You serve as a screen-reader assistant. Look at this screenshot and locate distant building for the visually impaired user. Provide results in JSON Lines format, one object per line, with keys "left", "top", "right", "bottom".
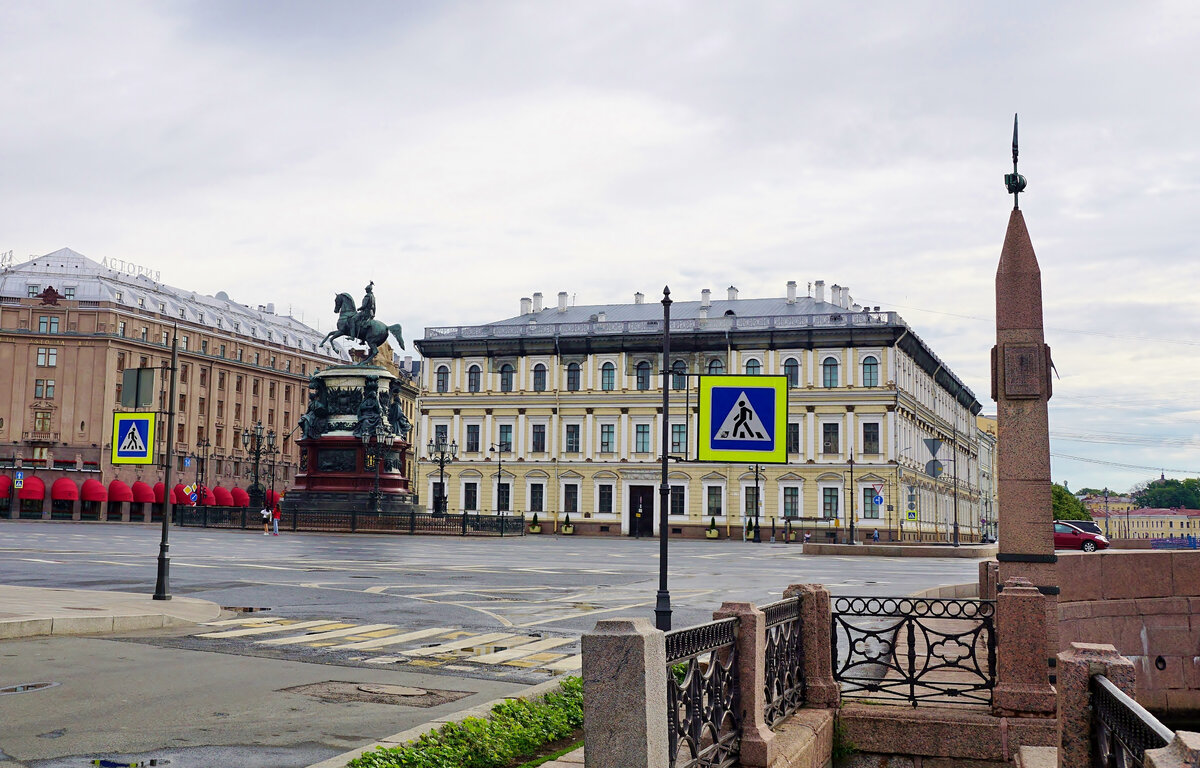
{"left": 0, "top": 248, "right": 343, "bottom": 520}
{"left": 1091, "top": 507, "right": 1199, "bottom": 539}
{"left": 415, "top": 281, "right": 984, "bottom": 541}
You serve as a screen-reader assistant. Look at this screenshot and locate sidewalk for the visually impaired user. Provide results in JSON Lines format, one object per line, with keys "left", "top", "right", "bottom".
{"left": 0, "top": 584, "right": 222, "bottom": 639}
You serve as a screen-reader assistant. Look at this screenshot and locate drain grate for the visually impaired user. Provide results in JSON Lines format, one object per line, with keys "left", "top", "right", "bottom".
{"left": 220, "top": 606, "right": 271, "bottom": 613}
{"left": 1, "top": 681, "right": 60, "bottom": 695}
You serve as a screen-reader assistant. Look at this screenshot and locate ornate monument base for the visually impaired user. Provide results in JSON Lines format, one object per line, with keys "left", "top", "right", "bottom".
{"left": 287, "top": 365, "right": 419, "bottom": 515}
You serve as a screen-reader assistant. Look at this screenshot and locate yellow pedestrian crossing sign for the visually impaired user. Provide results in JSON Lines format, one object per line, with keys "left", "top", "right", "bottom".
{"left": 112, "top": 413, "right": 155, "bottom": 465}
{"left": 697, "top": 375, "right": 787, "bottom": 463}
{"left": 906, "top": 510, "right": 918, "bottom": 521}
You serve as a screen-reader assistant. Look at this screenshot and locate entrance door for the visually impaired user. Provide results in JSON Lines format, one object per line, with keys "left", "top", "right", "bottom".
{"left": 629, "top": 485, "right": 655, "bottom": 536}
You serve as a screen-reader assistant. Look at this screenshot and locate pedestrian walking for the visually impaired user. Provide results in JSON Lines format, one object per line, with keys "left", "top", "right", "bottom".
{"left": 272, "top": 504, "right": 281, "bottom": 536}
{"left": 261, "top": 506, "right": 271, "bottom": 535}
{"left": 872, "top": 528, "right": 880, "bottom": 543}
{"left": 803, "top": 531, "right": 811, "bottom": 545}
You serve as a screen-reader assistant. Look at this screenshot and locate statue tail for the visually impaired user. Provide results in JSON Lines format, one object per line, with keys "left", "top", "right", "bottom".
{"left": 388, "top": 324, "right": 405, "bottom": 350}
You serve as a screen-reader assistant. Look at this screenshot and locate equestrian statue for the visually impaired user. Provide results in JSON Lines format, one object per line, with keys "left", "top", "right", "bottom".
{"left": 321, "top": 282, "right": 405, "bottom": 366}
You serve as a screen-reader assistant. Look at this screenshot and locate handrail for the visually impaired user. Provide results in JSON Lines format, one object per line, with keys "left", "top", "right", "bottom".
{"left": 1090, "top": 674, "right": 1173, "bottom": 766}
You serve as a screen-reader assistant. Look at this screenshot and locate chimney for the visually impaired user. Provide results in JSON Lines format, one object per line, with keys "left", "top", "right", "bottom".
{"left": 557, "top": 291, "right": 569, "bottom": 312}
{"left": 842, "top": 287, "right": 851, "bottom": 308}
{"left": 786, "top": 280, "right": 797, "bottom": 304}
{"left": 634, "top": 292, "right": 644, "bottom": 304}
{"left": 266, "top": 302, "right": 275, "bottom": 315}
{"left": 701, "top": 288, "right": 712, "bottom": 308}
{"left": 598, "top": 311, "right": 606, "bottom": 322}
{"left": 815, "top": 280, "right": 826, "bottom": 303}
{"left": 532, "top": 292, "right": 543, "bottom": 312}
{"left": 520, "top": 297, "right": 532, "bottom": 315}
{"left": 699, "top": 306, "right": 708, "bottom": 321}
{"left": 727, "top": 285, "right": 738, "bottom": 300}
{"left": 830, "top": 284, "right": 841, "bottom": 307}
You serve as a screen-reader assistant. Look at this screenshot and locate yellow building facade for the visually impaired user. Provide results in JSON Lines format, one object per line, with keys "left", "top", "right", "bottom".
{"left": 415, "top": 283, "right": 984, "bottom": 542}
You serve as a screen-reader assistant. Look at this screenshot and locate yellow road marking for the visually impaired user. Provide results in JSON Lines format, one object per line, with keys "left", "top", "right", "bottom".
{"left": 258, "top": 624, "right": 389, "bottom": 646}
{"left": 336, "top": 627, "right": 454, "bottom": 651}
{"left": 198, "top": 620, "right": 338, "bottom": 638}
{"left": 470, "top": 637, "right": 573, "bottom": 664}
{"left": 401, "top": 632, "right": 514, "bottom": 657}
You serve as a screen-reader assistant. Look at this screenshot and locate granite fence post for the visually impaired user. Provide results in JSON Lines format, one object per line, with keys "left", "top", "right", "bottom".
{"left": 785, "top": 583, "right": 840, "bottom": 708}
{"left": 1056, "top": 642, "right": 1135, "bottom": 768}
{"left": 713, "top": 601, "right": 773, "bottom": 767}
{"left": 993, "top": 576, "right": 1057, "bottom": 717}
{"left": 581, "top": 617, "right": 669, "bottom": 768}
{"left": 1145, "top": 731, "right": 1200, "bottom": 768}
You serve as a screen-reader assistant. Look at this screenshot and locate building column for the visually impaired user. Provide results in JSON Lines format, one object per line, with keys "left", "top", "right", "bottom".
{"left": 585, "top": 412, "right": 594, "bottom": 461}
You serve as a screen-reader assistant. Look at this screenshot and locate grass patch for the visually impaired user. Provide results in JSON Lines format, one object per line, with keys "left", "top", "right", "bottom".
{"left": 512, "top": 737, "right": 583, "bottom": 768}
{"left": 347, "top": 677, "right": 583, "bottom": 768}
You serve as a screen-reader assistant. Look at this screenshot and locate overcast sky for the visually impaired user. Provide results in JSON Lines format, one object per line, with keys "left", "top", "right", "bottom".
{"left": 4, "top": 1, "right": 1198, "bottom": 493}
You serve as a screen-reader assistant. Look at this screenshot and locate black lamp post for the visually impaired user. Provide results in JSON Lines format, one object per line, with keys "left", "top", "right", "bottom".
{"left": 362, "top": 423, "right": 393, "bottom": 513}
{"left": 240, "top": 423, "right": 276, "bottom": 511}
{"left": 195, "top": 437, "right": 211, "bottom": 504}
{"left": 1103, "top": 486, "right": 1110, "bottom": 538}
{"left": 491, "top": 441, "right": 510, "bottom": 514}
{"left": 655, "top": 286, "right": 673, "bottom": 631}
{"left": 749, "top": 463, "right": 763, "bottom": 542}
{"left": 427, "top": 437, "right": 457, "bottom": 516}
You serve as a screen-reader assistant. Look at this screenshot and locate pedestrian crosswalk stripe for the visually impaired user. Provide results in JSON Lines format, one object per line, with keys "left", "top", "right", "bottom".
{"left": 336, "top": 627, "right": 453, "bottom": 651}
{"left": 198, "top": 620, "right": 339, "bottom": 638}
{"left": 544, "top": 655, "right": 583, "bottom": 673}
{"left": 258, "top": 623, "right": 391, "bottom": 646}
{"left": 469, "top": 637, "right": 574, "bottom": 664}
{"left": 401, "top": 631, "right": 513, "bottom": 657}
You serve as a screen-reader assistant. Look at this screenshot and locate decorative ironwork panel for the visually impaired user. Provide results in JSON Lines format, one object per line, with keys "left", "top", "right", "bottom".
{"left": 665, "top": 617, "right": 740, "bottom": 768}
{"left": 1091, "top": 675, "right": 1172, "bottom": 767}
{"left": 761, "top": 597, "right": 804, "bottom": 727}
{"left": 831, "top": 596, "right": 996, "bottom": 707}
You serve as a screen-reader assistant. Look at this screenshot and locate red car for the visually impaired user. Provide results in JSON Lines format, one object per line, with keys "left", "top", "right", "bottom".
{"left": 1053, "top": 522, "right": 1110, "bottom": 552}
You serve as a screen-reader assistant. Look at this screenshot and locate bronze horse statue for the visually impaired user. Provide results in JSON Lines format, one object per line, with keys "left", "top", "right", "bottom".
{"left": 321, "top": 292, "right": 404, "bottom": 366}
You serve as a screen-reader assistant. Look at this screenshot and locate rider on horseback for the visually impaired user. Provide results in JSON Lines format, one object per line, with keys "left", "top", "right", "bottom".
{"left": 353, "top": 282, "right": 376, "bottom": 342}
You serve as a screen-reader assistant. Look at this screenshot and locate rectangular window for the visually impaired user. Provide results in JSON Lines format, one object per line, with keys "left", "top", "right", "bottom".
{"left": 36, "top": 347, "right": 58, "bottom": 367}
{"left": 635, "top": 424, "right": 651, "bottom": 453}
{"left": 822, "top": 423, "right": 839, "bottom": 455}
{"left": 34, "top": 411, "right": 52, "bottom": 431}
{"left": 269, "top": 382, "right": 276, "bottom": 398}
{"left": 600, "top": 424, "right": 615, "bottom": 452}
{"left": 530, "top": 483, "right": 544, "bottom": 513}
{"left": 199, "top": 368, "right": 207, "bottom": 387}
{"left": 598, "top": 484, "right": 613, "bottom": 514}
{"left": 862, "top": 423, "right": 880, "bottom": 454}
{"left": 236, "top": 376, "right": 243, "bottom": 393}
{"left": 784, "top": 487, "right": 800, "bottom": 517}
{"left": 744, "top": 486, "right": 759, "bottom": 517}
{"left": 234, "top": 403, "right": 242, "bottom": 421}
{"left": 499, "top": 424, "right": 513, "bottom": 451}
{"left": 466, "top": 424, "right": 480, "bottom": 453}
{"left": 670, "top": 485, "right": 685, "bottom": 516}
{"left": 178, "top": 394, "right": 186, "bottom": 412}
{"left": 179, "top": 364, "right": 189, "bottom": 383}
{"left": 823, "top": 488, "right": 839, "bottom": 519}
{"left": 34, "top": 379, "right": 55, "bottom": 399}
{"left": 787, "top": 423, "right": 800, "bottom": 454}
{"left": 161, "top": 331, "right": 169, "bottom": 345}
{"left": 671, "top": 423, "right": 687, "bottom": 454}
{"left": 38, "top": 316, "right": 60, "bottom": 333}
{"left": 565, "top": 424, "right": 580, "bottom": 453}
{"left": 219, "top": 344, "right": 226, "bottom": 358}
{"left": 180, "top": 335, "right": 188, "bottom": 351}
{"left": 27, "top": 285, "right": 39, "bottom": 297}
{"left": 434, "top": 424, "right": 448, "bottom": 445}
{"left": 532, "top": 424, "right": 546, "bottom": 452}
{"left": 252, "top": 379, "right": 260, "bottom": 396}
{"left": 201, "top": 339, "right": 208, "bottom": 353}
{"left": 707, "top": 486, "right": 723, "bottom": 516}
{"left": 564, "top": 484, "right": 578, "bottom": 514}
{"left": 497, "top": 482, "right": 510, "bottom": 512}
{"left": 64, "top": 287, "right": 75, "bottom": 299}
{"left": 863, "top": 488, "right": 880, "bottom": 519}
{"left": 267, "top": 408, "right": 274, "bottom": 426}
{"left": 464, "top": 482, "right": 477, "bottom": 511}
{"left": 218, "top": 372, "right": 226, "bottom": 390}
{"left": 118, "top": 321, "right": 126, "bottom": 337}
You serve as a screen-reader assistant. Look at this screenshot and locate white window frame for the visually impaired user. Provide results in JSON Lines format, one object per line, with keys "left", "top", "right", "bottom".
{"left": 778, "top": 481, "right": 804, "bottom": 519}
{"left": 592, "top": 478, "right": 618, "bottom": 518}
{"left": 702, "top": 480, "right": 728, "bottom": 523}
{"left": 819, "top": 419, "right": 842, "bottom": 459}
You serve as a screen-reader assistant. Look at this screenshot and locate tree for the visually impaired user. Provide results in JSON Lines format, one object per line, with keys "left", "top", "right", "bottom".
{"left": 1132, "top": 478, "right": 1200, "bottom": 510}
{"left": 1052, "top": 483, "right": 1091, "bottom": 520}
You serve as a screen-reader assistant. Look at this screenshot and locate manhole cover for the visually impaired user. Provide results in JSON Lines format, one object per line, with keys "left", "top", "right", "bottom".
{"left": 0, "top": 681, "right": 59, "bottom": 695}
{"left": 357, "top": 684, "right": 426, "bottom": 697}
{"left": 282, "top": 681, "right": 470, "bottom": 708}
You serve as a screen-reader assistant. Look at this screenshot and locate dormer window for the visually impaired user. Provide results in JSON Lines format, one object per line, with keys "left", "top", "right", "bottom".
{"left": 138, "top": 298, "right": 145, "bottom": 307}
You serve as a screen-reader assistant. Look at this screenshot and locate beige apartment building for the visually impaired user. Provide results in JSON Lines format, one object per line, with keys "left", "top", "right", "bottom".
{"left": 415, "top": 281, "right": 986, "bottom": 541}
{"left": 0, "top": 248, "right": 345, "bottom": 520}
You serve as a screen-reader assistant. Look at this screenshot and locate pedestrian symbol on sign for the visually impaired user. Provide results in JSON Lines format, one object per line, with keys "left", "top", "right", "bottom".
{"left": 715, "top": 392, "right": 770, "bottom": 442}
{"left": 119, "top": 423, "right": 146, "bottom": 454}
{"left": 112, "top": 413, "right": 155, "bottom": 465}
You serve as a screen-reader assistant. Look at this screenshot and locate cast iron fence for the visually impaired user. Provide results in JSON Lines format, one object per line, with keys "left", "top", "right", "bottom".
{"left": 761, "top": 595, "right": 805, "bottom": 727}
{"left": 175, "top": 506, "right": 525, "bottom": 536}
{"left": 831, "top": 596, "right": 995, "bottom": 707}
{"left": 665, "top": 617, "right": 740, "bottom": 768}
{"left": 1090, "top": 674, "right": 1173, "bottom": 767}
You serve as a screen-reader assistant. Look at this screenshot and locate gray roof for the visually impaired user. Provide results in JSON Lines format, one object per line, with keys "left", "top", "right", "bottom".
{"left": 1, "top": 248, "right": 347, "bottom": 360}
{"left": 489, "top": 295, "right": 851, "bottom": 326}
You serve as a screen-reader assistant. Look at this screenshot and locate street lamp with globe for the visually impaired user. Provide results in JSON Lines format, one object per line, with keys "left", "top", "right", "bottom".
{"left": 427, "top": 437, "right": 458, "bottom": 516}
{"left": 241, "top": 423, "right": 276, "bottom": 511}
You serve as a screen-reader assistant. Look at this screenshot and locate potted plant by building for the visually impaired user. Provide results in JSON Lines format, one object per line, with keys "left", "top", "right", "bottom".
{"left": 529, "top": 512, "right": 541, "bottom": 534}
{"left": 561, "top": 513, "right": 575, "bottom": 535}
{"left": 745, "top": 518, "right": 753, "bottom": 541}
{"left": 706, "top": 516, "right": 720, "bottom": 539}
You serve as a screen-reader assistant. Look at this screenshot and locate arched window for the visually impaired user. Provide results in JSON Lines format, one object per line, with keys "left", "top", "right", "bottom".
{"left": 533, "top": 363, "right": 547, "bottom": 392}
{"left": 601, "top": 362, "right": 616, "bottom": 391}
{"left": 861, "top": 356, "right": 879, "bottom": 387}
{"left": 566, "top": 362, "right": 581, "bottom": 391}
{"left": 745, "top": 359, "right": 761, "bottom": 376}
{"left": 499, "top": 363, "right": 514, "bottom": 392}
{"left": 708, "top": 358, "right": 725, "bottom": 375}
{"left": 672, "top": 360, "right": 687, "bottom": 390}
{"left": 435, "top": 365, "right": 449, "bottom": 393}
{"left": 783, "top": 357, "right": 800, "bottom": 388}
{"left": 821, "top": 357, "right": 839, "bottom": 388}
{"left": 635, "top": 361, "right": 651, "bottom": 390}
{"left": 468, "top": 364, "right": 481, "bottom": 393}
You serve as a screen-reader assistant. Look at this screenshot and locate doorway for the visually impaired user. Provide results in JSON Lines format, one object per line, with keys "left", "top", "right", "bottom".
{"left": 628, "top": 485, "right": 654, "bottom": 536}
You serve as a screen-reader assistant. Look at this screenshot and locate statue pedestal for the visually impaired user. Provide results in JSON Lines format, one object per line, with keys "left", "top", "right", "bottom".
{"left": 286, "top": 366, "right": 418, "bottom": 515}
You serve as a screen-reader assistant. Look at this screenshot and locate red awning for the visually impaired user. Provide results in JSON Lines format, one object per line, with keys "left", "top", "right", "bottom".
{"left": 131, "top": 481, "right": 155, "bottom": 503}
{"left": 230, "top": 487, "right": 250, "bottom": 507}
{"left": 108, "top": 480, "right": 134, "bottom": 503}
{"left": 201, "top": 487, "right": 217, "bottom": 505}
{"left": 51, "top": 478, "right": 79, "bottom": 501}
{"left": 81, "top": 479, "right": 107, "bottom": 502}
{"left": 153, "top": 482, "right": 166, "bottom": 503}
{"left": 171, "top": 484, "right": 192, "bottom": 505}
{"left": 213, "top": 486, "right": 235, "bottom": 507}
{"left": 18, "top": 476, "right": 45, "bottom": 501}
{"left": 0, "top": 475, "right": 10, "bottom": 496}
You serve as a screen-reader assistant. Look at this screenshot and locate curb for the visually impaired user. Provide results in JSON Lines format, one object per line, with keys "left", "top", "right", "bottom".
{"left": 0, "top": 612, "right": 203, "bottom": 641}
{"left": 304, "top": 676, "right": 569, "bottom": 768}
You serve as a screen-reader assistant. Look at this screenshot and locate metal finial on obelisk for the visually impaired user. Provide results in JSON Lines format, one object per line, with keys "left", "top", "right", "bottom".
{"left": 1004, "top": 113, "right": 1027, "bottom": 210}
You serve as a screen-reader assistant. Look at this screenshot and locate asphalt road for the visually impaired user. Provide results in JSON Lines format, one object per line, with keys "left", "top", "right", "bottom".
{"left": 0, "top": 521, "right": 985, "bottom": 767}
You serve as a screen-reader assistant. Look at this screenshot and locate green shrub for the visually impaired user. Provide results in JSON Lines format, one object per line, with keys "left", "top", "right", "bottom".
{"left": 563, "top": 513, "right": 571, "bottom": 527}
{"left": 348, "top": 677, "right": 584, "bottom": 768}
{"left": 531, "top": 512, "right": 539, "bottom": 527}
{"left": 708, "top": 516, "right": 717, "bottom": 530}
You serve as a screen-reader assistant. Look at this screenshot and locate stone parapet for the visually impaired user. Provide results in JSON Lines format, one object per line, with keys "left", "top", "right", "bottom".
{"left": 1145, "top": 731, "right": 1200, "bottom": 768}
{"left": 994, "top": 577, "right": 1057, "bottom": 716}
{"left": 801, "top": 542, "right": 998, "bottom": 558}
{"left": 1055, "top": 642, "right": 1135, "bottom": 768}
{"left": 784, "top": 584, "right": 839, "bottom": 709}
{"left": 580, "top": 618, "right": 668, "bottom": 768}
{"left": 838, "top": 703, "right": 1056, "bottom": 763}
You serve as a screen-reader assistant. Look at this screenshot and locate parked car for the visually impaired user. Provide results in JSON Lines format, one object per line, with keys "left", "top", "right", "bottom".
{"left": 1055, "top": 518, "right": 1104, "bottom": 537}
{"left": 1053, "top": 522, "right": 1110, "bottom": 552}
